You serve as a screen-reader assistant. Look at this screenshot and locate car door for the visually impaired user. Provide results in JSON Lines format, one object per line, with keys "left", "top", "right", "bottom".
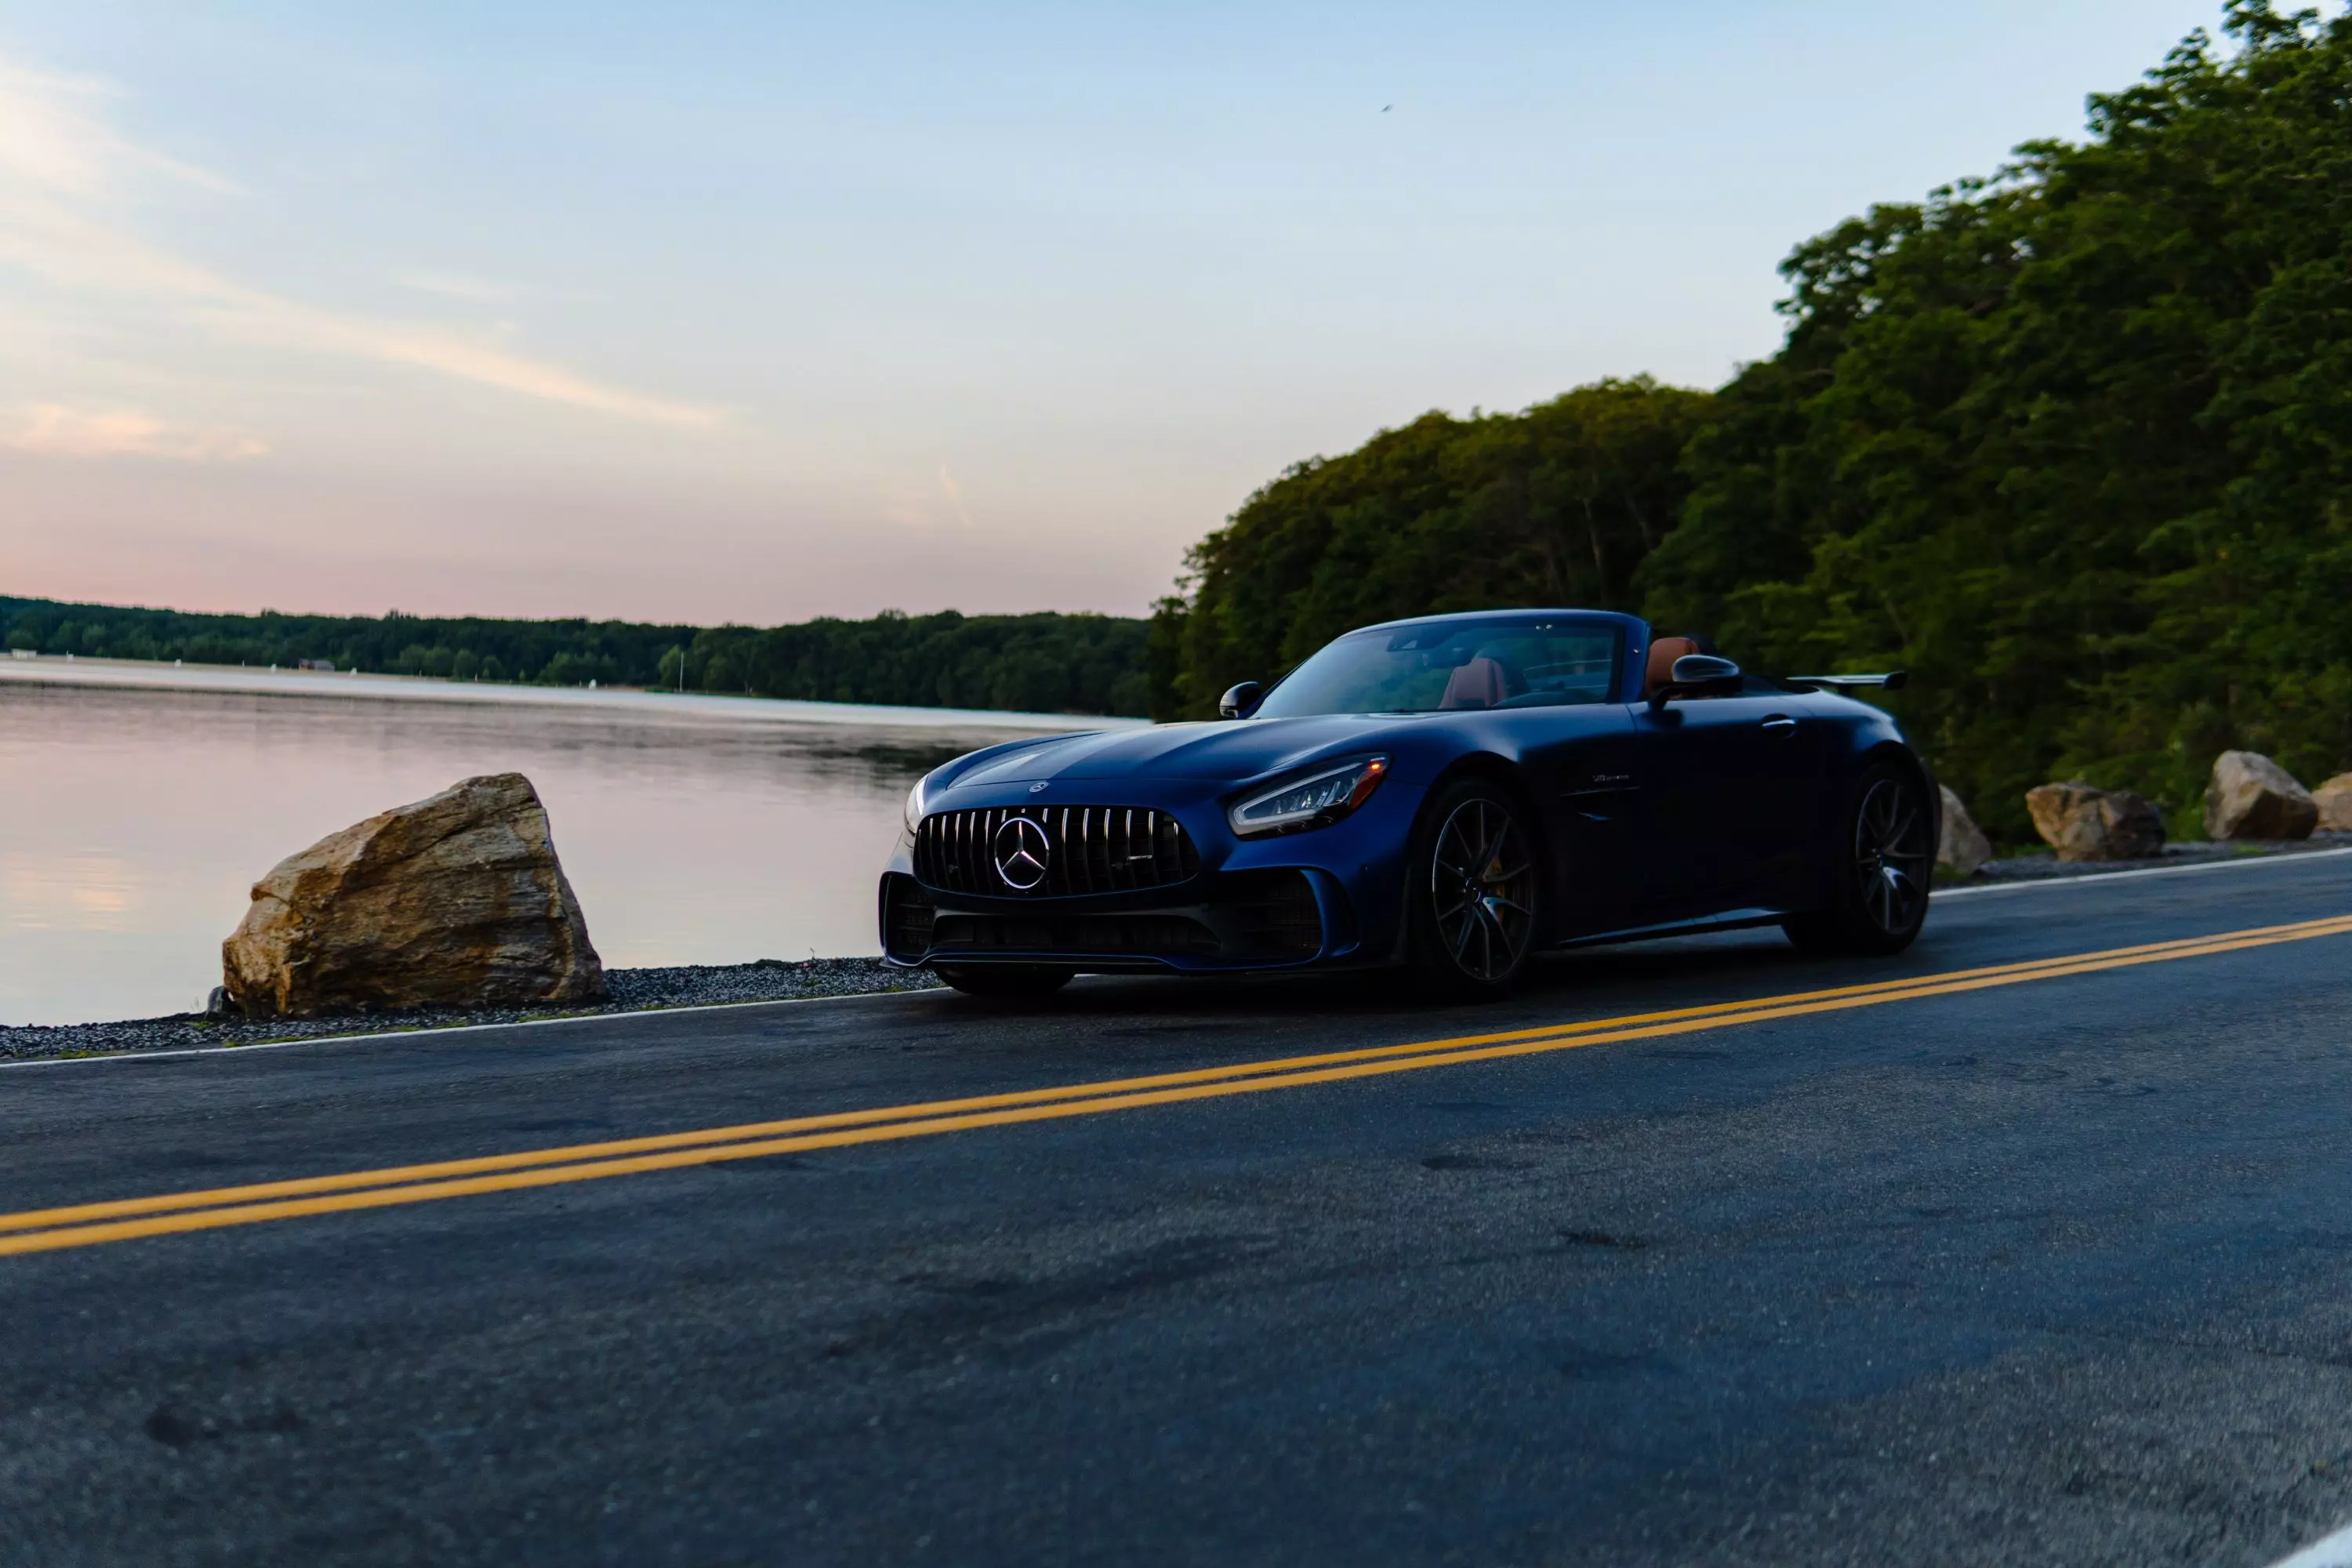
{"left": 1632, "top": 683, "right": 1822, "bottom": 916}
{"left": 1508, "top": 705, "right": 1645, "bottom": 938}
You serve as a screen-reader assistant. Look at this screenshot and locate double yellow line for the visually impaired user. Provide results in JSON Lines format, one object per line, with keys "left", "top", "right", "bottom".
{"left": 7, "top": 912, "right": 2350, "bottom": 1259}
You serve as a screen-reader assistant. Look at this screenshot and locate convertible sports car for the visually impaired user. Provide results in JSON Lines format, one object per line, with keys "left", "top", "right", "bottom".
{"left": 878, "top": 608, "right": 1937, "bottom": 998}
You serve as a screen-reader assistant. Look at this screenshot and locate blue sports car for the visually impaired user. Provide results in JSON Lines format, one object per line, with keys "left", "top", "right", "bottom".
{"left": 878, "top": 608, "right": 1936, "bottom": 998}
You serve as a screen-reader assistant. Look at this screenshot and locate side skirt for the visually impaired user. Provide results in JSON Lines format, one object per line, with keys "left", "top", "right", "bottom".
{"left": 1550, "top": 908, "right": 1793, "bottom": 951}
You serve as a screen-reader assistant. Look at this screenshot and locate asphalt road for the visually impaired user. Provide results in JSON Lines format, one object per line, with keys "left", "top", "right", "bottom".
{"left": 6, "top": 858, "right": 2352, "bottom": 1567}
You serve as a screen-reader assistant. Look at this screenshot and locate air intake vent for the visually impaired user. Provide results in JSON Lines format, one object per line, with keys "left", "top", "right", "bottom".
{"left": 913, "top": 806, "right": 1200, "bottom": 898}
{"left": 880, "top": 875, "right": 936, "bottom": 962}
{"left": 1225, "top": 869, "right": 1324, "bottom": 960}
{"left": 930, "top": 913, "right": 1220, "bottom": 957}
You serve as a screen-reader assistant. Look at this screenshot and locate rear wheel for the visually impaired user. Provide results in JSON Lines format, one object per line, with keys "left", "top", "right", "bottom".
{"left": 1783, "top": 763, "right": 1933, "bottom": 956}
{"left": 932, "top": 963, "right": 1075, "bottom": 997}
{"left": 1404, "top": 779, "right": 1541, "bottom": 1000}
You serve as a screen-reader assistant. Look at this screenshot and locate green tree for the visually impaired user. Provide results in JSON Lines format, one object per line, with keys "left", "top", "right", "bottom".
{"left": 1639, "top": 0, "right": 2352, "bottom": 837}
{"left": 1153, "top": 378, "right": 1713, "bottom": 718}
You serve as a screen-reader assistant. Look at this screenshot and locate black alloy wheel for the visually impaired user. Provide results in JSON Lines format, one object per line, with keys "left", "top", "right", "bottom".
{"left": 1851, "top": 774, "right": 1933, "bottom": 935}
{"left": 932, "top": 963, "right": 1075, "bottom": 997}
{"left": 1784, "top": 763, "right": 1933, "bottom": 956}
{"left": 1406, "top": 779, "right": 1541, "bottom": 999}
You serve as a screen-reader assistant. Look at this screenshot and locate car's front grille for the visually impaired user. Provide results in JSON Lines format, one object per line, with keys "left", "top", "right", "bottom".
{"left": 913, "top": 806, "right": 1200, "bottom": 898}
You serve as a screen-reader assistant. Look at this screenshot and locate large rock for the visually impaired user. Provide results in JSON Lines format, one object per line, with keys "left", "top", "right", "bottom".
{"left": 2316, "top": 773, "right": 2352, "bottom": 833}
{"left": 2203, "top": 750, "right": 2318, "bottom": 841}
{"left": 1936, "top": 785, "right": 1991, "bottom": 877}
{"left": 2024, "top": 781, "right": 2165, "bottom": 862}
{"left": 222, "top": 773, "right": 603, "bottom": 1018}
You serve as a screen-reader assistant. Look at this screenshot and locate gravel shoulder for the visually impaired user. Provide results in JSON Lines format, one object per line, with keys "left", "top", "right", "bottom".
{"left": 0, "top": 957, "right": 938, "bottom": 1064}
{"left": 1966, "top": 829, "right": 2352, "bottom": 882}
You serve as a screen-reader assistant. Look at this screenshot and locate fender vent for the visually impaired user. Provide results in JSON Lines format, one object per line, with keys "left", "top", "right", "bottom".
{"left": 913, "top": 807, "right": 1200, "bottom": 898}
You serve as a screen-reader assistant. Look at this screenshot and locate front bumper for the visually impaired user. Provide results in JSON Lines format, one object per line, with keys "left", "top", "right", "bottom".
{"left": 876, "top": 780, "right": 1421, "bottom": 974}
{"left": 880, "top": 866, "right": 1358, "bottom": 971}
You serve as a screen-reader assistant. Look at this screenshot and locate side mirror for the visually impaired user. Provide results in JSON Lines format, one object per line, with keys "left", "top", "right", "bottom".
{"left": 1650, "top": 654, "right": 1742, "bottom": 710}
{"left": 1218, "top": 681, "right": 1263, "bottom": 720}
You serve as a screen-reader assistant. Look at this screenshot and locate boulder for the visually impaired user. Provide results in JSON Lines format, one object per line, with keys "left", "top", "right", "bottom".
{"left": 2024, "top": 781, "right": 2166, "bottom": 862}
{"left": 2316, "top": 773, "right": 2352, "bottom": 833}
{"left": 1936, "top": 785, "right": 1991, "bottom": 877}
{"left": 2203, "top": 750, "right": 2318, "bottom": 841}
{"left": 222, "top": 773, "right": 603, "bottom": 1018}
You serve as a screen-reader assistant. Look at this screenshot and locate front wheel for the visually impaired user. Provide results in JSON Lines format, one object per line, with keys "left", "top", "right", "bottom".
{"left": 932, "top": 963, "right": 1075, "bottom": 997}
{"left": 1403, "top": 779, "right": 1542, "bottom": 1000}
{"left": 1783, "top": 763, "right": 1933, "bottom": 956}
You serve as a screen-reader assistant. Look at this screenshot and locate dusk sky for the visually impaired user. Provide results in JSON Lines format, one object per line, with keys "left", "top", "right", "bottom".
{"left": 3, "top": 2, "right": 2220, "bottom": 626}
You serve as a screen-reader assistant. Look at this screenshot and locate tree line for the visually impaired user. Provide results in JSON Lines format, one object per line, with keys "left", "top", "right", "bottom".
{"left": 673, "top": 612, "right": 1151, "bottom": 715}
{"left": 1153, "top": 2, "right": 2352, "bottom": 840}
{"left": 0, "top": 597, "right": 1152, "bottom": 717}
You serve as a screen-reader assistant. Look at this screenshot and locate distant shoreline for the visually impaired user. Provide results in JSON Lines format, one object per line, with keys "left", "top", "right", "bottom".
{"left": 0, "top": 654, "right": 1142, "bottom": 733}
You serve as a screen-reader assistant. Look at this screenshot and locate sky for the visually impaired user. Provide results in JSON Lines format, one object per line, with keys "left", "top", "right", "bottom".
{"left": 0, "top": 1, "right": 2229, "bottom": 626}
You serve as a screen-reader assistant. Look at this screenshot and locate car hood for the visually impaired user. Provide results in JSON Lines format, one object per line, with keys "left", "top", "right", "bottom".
{"left": 946, "top": 717, "right": 1414, "bottom": 788}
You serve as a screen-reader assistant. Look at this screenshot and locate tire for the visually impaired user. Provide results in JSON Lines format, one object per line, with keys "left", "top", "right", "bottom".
{"left": 1782, "top": 762, "right": 1933, "bottom": 956}
{"left": 932, "top": 963, "right": 1075, "bottom": 997}
{"left": 1403, "top": 778, "right": 1543, "bottom": 1000}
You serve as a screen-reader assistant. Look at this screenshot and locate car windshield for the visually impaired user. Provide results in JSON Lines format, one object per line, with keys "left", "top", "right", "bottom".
{"left": 1254, "top": 619, "right": 1623, "bottom": 717}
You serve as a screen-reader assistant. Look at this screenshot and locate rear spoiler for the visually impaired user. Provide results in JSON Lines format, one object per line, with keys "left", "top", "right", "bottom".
{"left": 1789, "top": 670, "right": 1907, "bottom": 691}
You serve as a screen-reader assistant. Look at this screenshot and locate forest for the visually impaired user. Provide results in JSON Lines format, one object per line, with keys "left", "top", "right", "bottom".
{"left": 1152, "top": 2, "right": 2352, "bottom": 840}
{"left": 0, "top": 597, "right": 1152, "bottom": 717}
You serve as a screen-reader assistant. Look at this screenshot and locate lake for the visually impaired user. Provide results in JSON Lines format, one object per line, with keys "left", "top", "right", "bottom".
{"left": 0, "top": 660, "right": 1127, "bottom": 1026}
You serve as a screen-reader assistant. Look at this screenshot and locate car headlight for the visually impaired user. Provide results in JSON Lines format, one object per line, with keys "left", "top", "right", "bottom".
{"left": 1228, "top": 757, "right": 1388, "bottom": 838}
{"left": 903, "top": 777, "right": 930, "bottom": 834}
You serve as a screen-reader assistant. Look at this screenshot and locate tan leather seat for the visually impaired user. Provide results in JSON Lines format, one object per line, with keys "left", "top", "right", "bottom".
{"left": 1439, "top": 655, "right": 1510, "bottom": 710}
{"left": 1643, "top": 636, "right": 1700, "bottom": 697}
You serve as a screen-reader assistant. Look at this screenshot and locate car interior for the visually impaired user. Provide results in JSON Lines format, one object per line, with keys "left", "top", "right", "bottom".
{"left": 1438, "top": 656, "right": 1513, "bottom": 710}
{"left": 1432, "top": 633, "right": 1711, "bottom": 710}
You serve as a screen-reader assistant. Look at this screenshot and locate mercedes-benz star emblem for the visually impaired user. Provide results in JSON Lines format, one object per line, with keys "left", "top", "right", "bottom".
{"left": 993, "top": 815, "right": 1052, "bottom": 891}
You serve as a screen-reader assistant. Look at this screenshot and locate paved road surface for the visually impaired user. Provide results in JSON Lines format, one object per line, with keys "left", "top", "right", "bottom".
{"left": 5, "top": 858, "right": 2352, "bottom": 1566}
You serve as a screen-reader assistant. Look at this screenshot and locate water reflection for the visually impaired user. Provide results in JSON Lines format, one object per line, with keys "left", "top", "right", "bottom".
{"left": 0, "top": 681, "right": 1076, "bottom": 1025}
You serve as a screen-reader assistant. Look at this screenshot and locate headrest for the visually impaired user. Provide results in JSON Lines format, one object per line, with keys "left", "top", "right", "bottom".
{"left": 1644, "top": 636, "right": 1700, "bottom": 696}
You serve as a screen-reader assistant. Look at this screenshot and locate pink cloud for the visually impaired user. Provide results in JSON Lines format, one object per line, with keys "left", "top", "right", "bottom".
{"left": 2, "top": 404, "right": 268, "bottom": 463}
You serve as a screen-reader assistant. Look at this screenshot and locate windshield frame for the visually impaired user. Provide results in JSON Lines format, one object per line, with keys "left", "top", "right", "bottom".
{"left": 1252, "top": 615, "right": 1630, "bottom": 719}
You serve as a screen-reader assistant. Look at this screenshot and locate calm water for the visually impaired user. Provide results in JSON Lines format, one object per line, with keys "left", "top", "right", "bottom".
{"left": 0, "top": 663, "right": 1120, "bottom": 1025}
